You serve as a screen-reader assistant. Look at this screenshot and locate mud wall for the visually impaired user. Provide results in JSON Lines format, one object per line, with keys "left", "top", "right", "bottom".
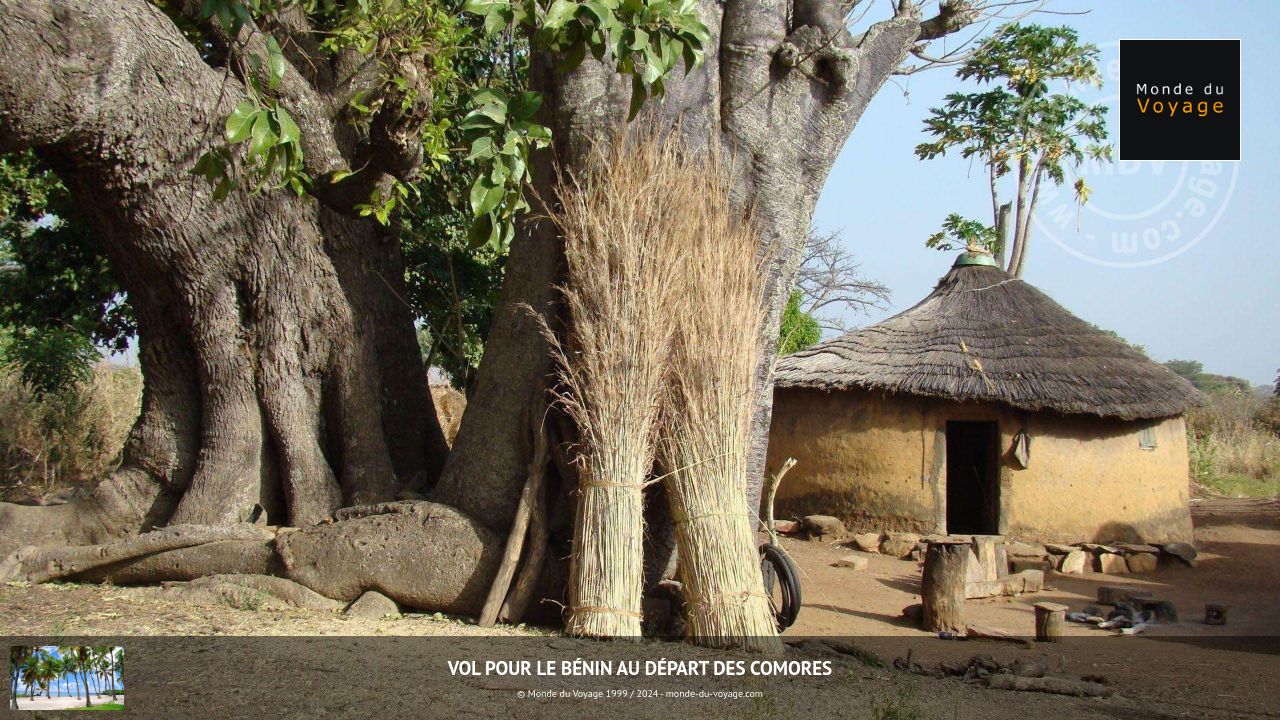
{"left": 765, "top": 387, "right": 1193, "bottom": 543}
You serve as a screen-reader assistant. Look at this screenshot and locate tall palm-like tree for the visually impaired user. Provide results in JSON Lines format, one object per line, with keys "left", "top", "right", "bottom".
{"left": 19, "top": 653, "right": 41, "bottom": 701}
{"left": 10, "top": 646, "right": 32, "bottom": 710}
{"left": 37, "top": 653, "right": 62, "bottom": 698}
{"left": 58, "top": 645, "right": 93, "bottom": 707}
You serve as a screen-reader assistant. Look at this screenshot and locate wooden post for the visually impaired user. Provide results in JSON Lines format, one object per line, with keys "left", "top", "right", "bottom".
{"left": 478, "top": 390, "right": 549, "bottom": 628}
{"left": 1034, "top": 601, "right": 1068, "bottom": 641}
{"left": 922, "top": 541, "right": 969, "bottom": 633}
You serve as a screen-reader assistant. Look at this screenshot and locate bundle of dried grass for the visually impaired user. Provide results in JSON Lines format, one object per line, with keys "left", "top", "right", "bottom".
{"left": 548, "top": 133, "right": 685, "bottom": 638}
{"left": 658, "top": 152, "right": 782, "bottom": 653}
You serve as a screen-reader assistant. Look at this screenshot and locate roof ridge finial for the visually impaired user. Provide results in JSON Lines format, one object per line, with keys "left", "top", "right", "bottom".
{"left": 954, "top": 245, "right": 999, "bottom": 268}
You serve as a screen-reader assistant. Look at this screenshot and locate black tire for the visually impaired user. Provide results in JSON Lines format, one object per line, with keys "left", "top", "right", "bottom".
{"left": 760, "top": 542, "right": 802, "bottom": 631}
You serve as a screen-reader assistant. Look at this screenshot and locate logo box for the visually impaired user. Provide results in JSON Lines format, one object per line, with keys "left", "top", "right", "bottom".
{"left": 1119, "top": 39, "right": 1240, "bottom": 161}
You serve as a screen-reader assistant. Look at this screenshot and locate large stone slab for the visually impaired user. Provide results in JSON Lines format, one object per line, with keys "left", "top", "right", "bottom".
{"left": 1096, "top": 553, "right": 1130, "bottom": 575}
{"left": 851, "top": 532, "right": 882, "bottom": 553}
{"left": 803, "top": 515, "right": 846, "bottom": 540}
{"left": 1057, "top": 550, "right": 1088, "bottom": 575}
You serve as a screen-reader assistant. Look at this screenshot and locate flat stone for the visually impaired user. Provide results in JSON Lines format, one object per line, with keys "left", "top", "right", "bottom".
{"left": 1160, "top": 542, "right": 1198, "bottom": 566}
{"left": 1081, "top": 543, "right": 1121, "bottom": 554}
{"left": 1097, "top": 585, "right": 1153, "bottom": 605}
{"left": 880, "top": 539, "right": 916, "bottom": 559}
{"left": 773, "top": 519, "right": 801, "bottom": 535}
{"left": 1005, "top": 540, "right": 1048, "bottom": 558}
{"left": 344, "top": 590, "right": 400, "bottom": 620}
{"left": 1057, "top": 550, "right": 1088, "bottom": 575}
{"left": 851, "top": 532, "right": 882, "bottom": 553}
{"left": 803, "top": 515, "right": 845, "bottom": 539}
{"left": 1045, "top": 543, "right": 1076, "bottom": 555}
{"left": 1117, "top": 543, "right": 1160, "bottom": 555}
{"left": 1011, "top": 557, "right": 1052, "bottom": 574}
{"left": 1018, "top": 569, "right": 1045, "bottom": 593}
{"left": 836, "top": 554, "right": 869, "bottom": 571}
{"left": 1126, "top": 552, "right": 1158, "bottom": 574}
{"left": 886, "top": 531, "right": 922, "bottom": 544}
{"left": 1097, "top": 554, "right": 1130, "bottom": 575}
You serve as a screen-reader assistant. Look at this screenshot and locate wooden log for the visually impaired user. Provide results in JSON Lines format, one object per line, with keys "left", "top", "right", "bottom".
{"left": 478, "top": 391, "right": 549, "bottom": 628}
{"left": 498, "top": 419, "right": 552, "bottom": 625}
{"left": 1034, "top": 601, "right": 1068, "bottom": 642}
{"left": 922, "top": 541, "right": 969, "bottom": 633}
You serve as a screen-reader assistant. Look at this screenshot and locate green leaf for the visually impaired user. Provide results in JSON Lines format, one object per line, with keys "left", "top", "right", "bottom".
{"left": 329, "top": 168, "right": 355, "bottom": 184}
{"left": 469, "top": 177, "right": 504, "bottom": 216}
{"left": 558, "top": 40, "right": 588, "bottom": 73}
{"left": 265, "top": 36, "right": 286, "bottom": 90}
{"left": 509, "top": 91, "right": 543, "bottom": 120}
{"left": 627, "top": 75, "right": 646, "bottom": 121}
{"left": 544, "top": 0, "right": 577, "bottom": 29}
{"left": 467, "top": 213, "right": 494, "bottom": 248}
{"left": 225, "top": 101, "right": 257, "bottom": 143}
{"left": 467, "top": 136, "right": 496, "bottom": 160}
{"left": 276, "top": 107, "right": 301, "bottom": 145}
{"left": 248, "top": 113, "right": 278, "bottom": 158}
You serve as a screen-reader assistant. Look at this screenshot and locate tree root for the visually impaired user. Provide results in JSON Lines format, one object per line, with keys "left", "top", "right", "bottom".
{"left": 0, "top": 524, "right": 275, "bottom": 583}
{"left": 155, "top": 574, "right": 344, "bottom": 612}
{"left": 1, "top": 501, "right": 516, "bottom": 618}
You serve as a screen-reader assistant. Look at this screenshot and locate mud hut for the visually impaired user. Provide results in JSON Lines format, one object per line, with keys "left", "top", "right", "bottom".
{"left": 768, "top": 251, "right": 1201, "bottom": 544}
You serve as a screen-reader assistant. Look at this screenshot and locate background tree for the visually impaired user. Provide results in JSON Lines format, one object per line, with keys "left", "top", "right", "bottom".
{"left": 916, "top": 23, "right": 1111, "bottom": 276}
{"left": 0, "top": 0, "right": 1039, "bottom": 609}
{"left": 796, "top": 227, "right": 889, "bottom": 334}
{"left": 777, "top": 290, "right": 821, "bottom": 356}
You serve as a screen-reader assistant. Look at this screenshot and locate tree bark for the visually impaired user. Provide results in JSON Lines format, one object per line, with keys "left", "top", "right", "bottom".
{"left": 442, "top": 0, "right": 949, "bottom": 539}
{"left": 922, "top": 541, "right": 969, "bottom": 633}
{"left": 0, "top": 0, "right": 449, "bottom": 556}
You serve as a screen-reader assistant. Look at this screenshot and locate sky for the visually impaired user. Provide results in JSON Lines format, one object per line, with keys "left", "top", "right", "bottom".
{"left": 13, "top": 646, "right": 123, "bottom": 697}
{"left": 817, "top": 0, "right": 1279, "bottom": 386}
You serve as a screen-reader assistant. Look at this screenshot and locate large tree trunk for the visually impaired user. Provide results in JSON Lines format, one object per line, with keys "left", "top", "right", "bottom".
{"left": 0, "top": 0, "right": 449, "bottom": 557}
{"left": 441, "top": 0, "right": 933, "bottom": 535}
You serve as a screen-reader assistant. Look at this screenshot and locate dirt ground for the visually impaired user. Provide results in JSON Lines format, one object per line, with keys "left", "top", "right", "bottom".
{"left": 1, "top": 497, "right": 1276, "bottom": 719}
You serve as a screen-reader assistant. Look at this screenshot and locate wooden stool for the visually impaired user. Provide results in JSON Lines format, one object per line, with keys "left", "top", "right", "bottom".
{"left": 1033, "top": 602, "right": 1068, "bottom": 641}
{"left": 922, "top": 541, "right": 969, "bottom": 632}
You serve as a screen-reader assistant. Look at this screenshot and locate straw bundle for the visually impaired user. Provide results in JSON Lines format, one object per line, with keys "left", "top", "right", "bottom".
{"left": 657, "top": 152, "right": 782, "bottom": 653}
{"left": 548, "top": 134, "right": 685, "bottom": 638}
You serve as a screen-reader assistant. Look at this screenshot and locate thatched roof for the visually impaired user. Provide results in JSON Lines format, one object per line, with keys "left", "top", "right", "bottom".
{"left": 775, "top": 257, "right": 1201, "bottom": 420}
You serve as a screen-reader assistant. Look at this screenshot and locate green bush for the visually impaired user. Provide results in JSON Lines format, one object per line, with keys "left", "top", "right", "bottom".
{"left": 1186, "top": 390, "right": 1280, "bottom": 498}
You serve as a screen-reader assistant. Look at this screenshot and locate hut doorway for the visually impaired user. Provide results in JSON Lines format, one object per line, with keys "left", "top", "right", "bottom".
{"left": 945, "top": 421, "right": 1000, "bottom": 535}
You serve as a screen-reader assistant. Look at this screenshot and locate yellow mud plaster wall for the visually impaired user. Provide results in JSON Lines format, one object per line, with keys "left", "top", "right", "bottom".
{"left": 766, "top": 388, "right": 1193, "bottom": 543}
{"left": 1003, "top": 414, "right": 1192, "bottom": 543}
{"left": 766, "top": 388, "right": 941, "bottom": 533}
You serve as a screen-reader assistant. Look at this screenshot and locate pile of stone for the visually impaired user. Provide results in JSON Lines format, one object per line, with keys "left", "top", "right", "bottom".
{"left": 798, "top": 518, "right": 1198, "bottom": 577}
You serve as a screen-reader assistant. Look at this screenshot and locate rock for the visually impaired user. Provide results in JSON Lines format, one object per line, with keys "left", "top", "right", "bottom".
{"left": 1141, "top": 599, "right": 1178, "bottom": 622}
{"left": 1010, "top": 658, "right": 1048, "bottom": 678}
{"left": 1004, "top": 540, "right": 1047, "bottom": 558}
{"left": 1096, "top": 553, "right": 1129, "bottom": 575}
{"left": 773, "top": 519, "right": 801, "bottom": 535}
{"left": 1097, "top": 585, "right": 1153, "bottom": 605}
{"left": 1125, "top": 552, "right": 1158, "bottom": 574}
{"left": 965, "top": 579, "right": 1005, "bottom": 599}
{"left": 901, "top": 603, "right": 923, "bottom": 621}
{"left": 1160, "top": 542, "right": 1198, "bottom": 566}
{"left": 852, "top": 532, "right": 882, "bottom": 553}
{"left": 880, "top": 539, "right": 916, "bottom": 559}
{"left": 1117, "top": 543, "right": 1160, "bottom": 555}
{"left": 344, "top": 590, "right": 400, "bottom": 620}
{"left": 1057, "top": 550, "right": 1087, "bottom": 575}
{"left": 836, "top": 554, "right": 869, "bottom": 571}
{"left": 1011, "top": 557, "right": 1052, "bottom": 574}
{"left": 803, "top": 515, "right": 845, "bottom": 540}
{"left": 1080, "top": 543, "right": 1120, "bottom": 554}
{"left": 1044, "top": 543, "right": 1076, "bottom": 555}
{"left": 887, "top": 531, "right": 922, "bottom": 544}
{"left": 1018, "top": 569, "right": 1045, "bottom": 593}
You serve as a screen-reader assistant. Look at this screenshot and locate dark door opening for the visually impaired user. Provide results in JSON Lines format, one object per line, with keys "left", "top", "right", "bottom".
{"left": 945, "top": 421, "right": 1000, "bottom": 535}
